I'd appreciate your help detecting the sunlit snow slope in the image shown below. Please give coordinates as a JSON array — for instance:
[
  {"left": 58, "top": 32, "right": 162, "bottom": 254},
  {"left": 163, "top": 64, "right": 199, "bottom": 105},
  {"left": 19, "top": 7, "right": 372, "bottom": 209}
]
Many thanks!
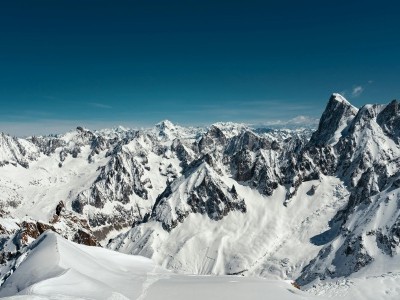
[
  {"left": 0, "top": 232, "right": 315, "bottom": 300},
  {"left": 1, "top": 232, "right": 399, "bottom": 300}
]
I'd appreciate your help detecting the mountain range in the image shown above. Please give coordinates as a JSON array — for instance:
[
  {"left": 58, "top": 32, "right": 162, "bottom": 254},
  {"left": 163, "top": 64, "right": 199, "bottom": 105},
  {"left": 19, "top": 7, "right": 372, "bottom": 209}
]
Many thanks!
[{"left": 1, "top": 94, "right": 400, "bottom": 298}]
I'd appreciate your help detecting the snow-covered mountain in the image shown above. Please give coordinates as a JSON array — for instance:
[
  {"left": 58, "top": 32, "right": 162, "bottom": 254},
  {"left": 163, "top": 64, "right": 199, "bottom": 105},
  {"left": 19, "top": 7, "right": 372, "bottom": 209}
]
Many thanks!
[{"left": 1, "top": 94, "right": 400, "bottom": 298}]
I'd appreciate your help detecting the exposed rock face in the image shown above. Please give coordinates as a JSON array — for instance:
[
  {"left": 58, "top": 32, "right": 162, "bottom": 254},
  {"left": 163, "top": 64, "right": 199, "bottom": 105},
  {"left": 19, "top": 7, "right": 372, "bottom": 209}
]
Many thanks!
[
  {"left": 73, "top": 229, "right": 98, "bottom": 246},
  {"left": 0, "top": 133, "right": 39, "bottom": 168},
  {"left": 376, "top": 99, "right": 400, "bottom": 144},
  {"left": 224, "top": 130, "right": 304, "bottom": 197},
  {"left": 297, "top": 234, "right": 374, "bottom": 285},
  {"left": 71, "top": 133, "right": 162, "bottom": 231},
  {"left": 73, "top": 151, "right": 149, "bottom": 211},
  {"left": 198, "top": 125, "right": 227, "bottom": 153},
  {"left": 171, "top": 139, "right": 196, "bottom": 170},
  {"left": 19, "top": 221, "right": 44, "bottom": 243},
  {"left": 151, "top": 160, "right": 246, "bottom": 231},
  {"left": 55, "top": 201, "right": 65, "bottom": 216},
  {"left": 309, "top": 93, "right": 358, "bottom": 147},
  {"left": 376, "top": 217, "right": 400, "bottom": 256}
]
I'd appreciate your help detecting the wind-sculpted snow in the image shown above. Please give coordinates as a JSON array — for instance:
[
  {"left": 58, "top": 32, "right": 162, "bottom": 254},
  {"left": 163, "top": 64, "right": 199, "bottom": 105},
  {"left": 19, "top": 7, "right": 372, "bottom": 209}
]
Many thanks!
[
  {"left": 0, "top": 231, "right": 331, "bottom": 300},
  {"left": 1, "top": 94, "right": 400, "bottom": 295},
  {"left": 1, "top": 232, "right": 399, "bottom": 299}
]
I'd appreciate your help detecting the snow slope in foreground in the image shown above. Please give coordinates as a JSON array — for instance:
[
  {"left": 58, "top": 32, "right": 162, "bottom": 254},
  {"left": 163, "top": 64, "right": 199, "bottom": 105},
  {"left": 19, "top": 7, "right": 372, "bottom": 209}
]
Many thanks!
[
  {"left": 0, "top": 232, "right": 313, "bottom": 300},
  {"left": 1, "top": 232, "right": 399, "bottom": 300}
]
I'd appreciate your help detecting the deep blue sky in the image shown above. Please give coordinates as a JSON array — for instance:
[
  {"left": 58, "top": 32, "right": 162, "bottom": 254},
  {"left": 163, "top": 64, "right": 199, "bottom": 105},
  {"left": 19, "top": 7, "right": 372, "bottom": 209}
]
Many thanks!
[{"left": 1, "top": 0, "right": 399, "bottom": 135}]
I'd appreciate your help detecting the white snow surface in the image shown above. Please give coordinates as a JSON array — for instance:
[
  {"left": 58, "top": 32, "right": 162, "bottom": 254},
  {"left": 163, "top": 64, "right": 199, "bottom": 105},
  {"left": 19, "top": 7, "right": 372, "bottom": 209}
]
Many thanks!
[
  {"left": 0, "top": 232, "right": 320, "bottom": 300},
  {"left": 331, "top": 93, "right": 353, "bottom": 106},
  {"left": 0, "top": 146, "right": 106, "bottom": 221},
  {"left": 109, "top": 175, "right": 350, "bottom": 279},
  {"left": 1, "top": 231, "right": 399, "bottom": 300}
]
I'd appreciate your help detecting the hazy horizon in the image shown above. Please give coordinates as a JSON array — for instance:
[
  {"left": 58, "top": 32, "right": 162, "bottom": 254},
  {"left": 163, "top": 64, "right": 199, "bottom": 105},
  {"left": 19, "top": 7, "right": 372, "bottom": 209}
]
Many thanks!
[{"left": 1, "top": 1, "right": 399, "bottom": 135}]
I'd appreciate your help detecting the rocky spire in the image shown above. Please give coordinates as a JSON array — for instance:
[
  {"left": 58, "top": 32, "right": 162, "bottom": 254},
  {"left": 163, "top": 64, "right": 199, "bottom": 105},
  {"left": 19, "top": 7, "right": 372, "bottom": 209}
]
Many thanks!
[{"left": 309, "top": 93, "right": 358, "bottom": 147}]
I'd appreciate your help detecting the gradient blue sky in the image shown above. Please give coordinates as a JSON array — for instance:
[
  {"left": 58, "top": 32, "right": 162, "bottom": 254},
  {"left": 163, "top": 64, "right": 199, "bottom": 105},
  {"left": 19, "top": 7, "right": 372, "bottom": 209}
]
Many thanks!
[{"left": 1, "top": 0, "right": 399, "bottom": 135}]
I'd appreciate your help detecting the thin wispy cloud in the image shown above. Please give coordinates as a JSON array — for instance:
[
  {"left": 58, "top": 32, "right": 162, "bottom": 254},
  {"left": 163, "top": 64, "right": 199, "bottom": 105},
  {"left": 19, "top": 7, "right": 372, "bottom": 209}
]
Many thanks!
[
  {"left": 0, "top": 97, "right": 321, "bottom": 136},
  {"left": 0, "top": 119, "right": 146, "bottom": 137},
  {"left": 255, "top": 115, "right": 319, "bottom": 127},
  {"left": 286, "top": 115, "right": 319, "bottom": 125},
  {"left": 351, "top": 86, "right": 364, "bottom": 97},
  {"left": 341, "top": 81, "right": 373, "bottom": 99},
  {"left": 192, "top": 100, "right": 317, "bottom": 114},
  {"left": 89, "top": 102, "right": 112, "bottom": 109}
]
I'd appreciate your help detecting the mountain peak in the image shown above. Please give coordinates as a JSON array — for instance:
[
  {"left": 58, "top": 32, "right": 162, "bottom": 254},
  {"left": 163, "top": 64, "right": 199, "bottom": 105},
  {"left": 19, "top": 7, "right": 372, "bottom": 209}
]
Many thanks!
[
  {"left": 150, "top": 159, "right": 246, "bottom": 231},
  {"left": 309, "top": 94, "right": 359, "bottom": 146},
  {"left": 328, "top": 93, "right": 358, "bottom": 114},
  {"left": 376, "top": 99, "right": 400, "bottom": 143},
  {"left": 154, "top": 120, "right": 179, "bottom": 141},
  {"left": 156, "top": 120, "right": 175, "bottom": 130},
  {"left": 331, "top": 93, "right": 351, "bottom": 105}
]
